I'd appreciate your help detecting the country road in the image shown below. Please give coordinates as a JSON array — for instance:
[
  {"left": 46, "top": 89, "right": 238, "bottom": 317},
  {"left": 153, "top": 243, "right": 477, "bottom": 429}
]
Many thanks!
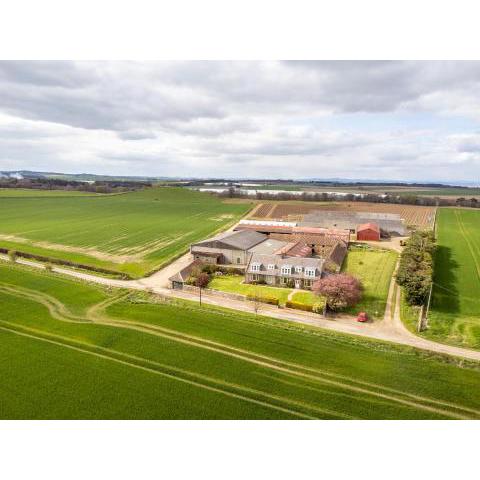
[{"left": 2, "top": 253, "right": 480, "bottom": 363}]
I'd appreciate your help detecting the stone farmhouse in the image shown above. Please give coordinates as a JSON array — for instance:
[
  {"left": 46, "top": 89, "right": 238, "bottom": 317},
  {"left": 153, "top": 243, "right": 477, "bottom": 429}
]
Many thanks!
[
  {"left": 172, "top": 225, "right": 349, "bottom": 291},
  {"left": 245, "top": 254, "right": 324, "bottom": 289}
]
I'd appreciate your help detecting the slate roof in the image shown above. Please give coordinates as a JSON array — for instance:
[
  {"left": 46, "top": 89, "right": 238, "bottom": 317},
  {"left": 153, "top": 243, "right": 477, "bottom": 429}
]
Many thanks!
[
  {"left": 248, "top": 238, "right": 289, "bottom": 255},
  {"left": 192, "top": 229, "right": 267, "bottom": 251},
  {"left": 169, "top": 259, "right": 203, "bottom": 283}
]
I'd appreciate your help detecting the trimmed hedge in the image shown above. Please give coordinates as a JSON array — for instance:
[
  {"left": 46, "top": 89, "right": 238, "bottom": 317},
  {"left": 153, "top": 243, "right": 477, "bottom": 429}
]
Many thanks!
[
  {"left": 0, "top": 247, "right": 131, "bottom": 280},
  {"left": 246, "top": 294, "right": 279, "bottom": 306},
  {"left": 285, "top": 300, "right": 314, "bottom": 312}
]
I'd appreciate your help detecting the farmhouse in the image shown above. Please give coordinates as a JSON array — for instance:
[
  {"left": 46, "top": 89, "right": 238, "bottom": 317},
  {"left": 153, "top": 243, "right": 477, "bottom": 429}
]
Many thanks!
[
  {"left": 246, "top": 253, "right": 324, "bottom": 289},
  {"left": 356, "top": 223, "right": 381, "bottom": 241},
  {"left": 191, "top": 229, "right": 267, "bottom": 265}
]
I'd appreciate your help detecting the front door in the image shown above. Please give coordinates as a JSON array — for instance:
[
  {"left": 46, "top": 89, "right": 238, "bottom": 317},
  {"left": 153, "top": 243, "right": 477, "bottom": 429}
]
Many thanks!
[{"left": 294, "top": 279, "right": 301, "bottom": 289}]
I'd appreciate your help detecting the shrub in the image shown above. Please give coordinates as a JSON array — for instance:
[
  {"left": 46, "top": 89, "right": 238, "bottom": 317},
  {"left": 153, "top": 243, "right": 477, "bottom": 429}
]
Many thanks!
[
  {"left": 7, "top": 249, "right": 17, "bottom": 262},
  {"left": 246, "top": 294, "right": 279, "bottom": 306},
  {"left": 312, "top": 303, "right": 325, "bottom": 314},
  {"left": 285, "top": 301, "right": 313, "bottom": 312},
  {"left": 44, "top": 262, "right": 53, "bottom": 272}
]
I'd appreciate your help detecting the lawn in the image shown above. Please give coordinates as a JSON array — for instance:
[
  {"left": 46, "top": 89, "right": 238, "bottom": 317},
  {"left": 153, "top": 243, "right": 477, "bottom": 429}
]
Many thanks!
[
  {"left": 341, "top": 246, "right": 397, "bottom": 319},
  {"left": 208, "top": 274, "right": 292, "bottom": 304},
  {"left": 423, "top": 208, "right": 480, "bottom": 350},
  {"left": 1, "top": 261, "right": 480, "bottom": 419},
  {"left": 0, "top": 187, "right": 251, "bottom": 277}
]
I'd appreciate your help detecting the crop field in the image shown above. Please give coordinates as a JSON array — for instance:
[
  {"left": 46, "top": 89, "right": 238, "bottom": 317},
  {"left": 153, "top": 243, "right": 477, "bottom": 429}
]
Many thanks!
[
  {"left": 0, "top": 187, "right": 250, "bottom": 277},
  {"left": 425, "top": 208, "right": 480, "bottom": 350},
  {"left": 1, "top": 261, "right": 480, "bottom": 419},
  {"left": 0, "top": 188, "right": 101, "bottom": 197},
  {"left": 342, "top": 246, "right": 398, "bottom": 319},
  {"left": 250, "top": 201, "right": 436, "bottom": 228}
]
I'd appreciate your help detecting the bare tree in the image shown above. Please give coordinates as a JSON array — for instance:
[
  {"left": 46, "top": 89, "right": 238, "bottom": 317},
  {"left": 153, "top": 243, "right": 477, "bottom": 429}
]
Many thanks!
[{"left": 195, "top": 272, "right": 210, "bottom": 306}]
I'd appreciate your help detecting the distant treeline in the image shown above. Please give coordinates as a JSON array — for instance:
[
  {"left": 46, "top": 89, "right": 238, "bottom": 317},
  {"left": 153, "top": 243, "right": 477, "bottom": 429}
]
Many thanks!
[
  {"left": 0, "top": 177, "right": 152, "bottom": 193},
  {"left": 217, "top": 188, "right": 480, "bottom": 208}
]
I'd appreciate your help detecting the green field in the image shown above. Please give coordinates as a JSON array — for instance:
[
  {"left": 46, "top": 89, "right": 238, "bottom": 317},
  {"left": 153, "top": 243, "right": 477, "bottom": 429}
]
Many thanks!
[
  {"left": 208, "top": 274, "right": 292, "bottom": 304},
  {"left": 423, "top": 208, "right": 480, "bottom": 349},
  {"left": 342, "top": 246, "right": 398, "bottom": 319},
  {"left": 1, "top": 261, "right": 480, "bottom": 419},
  {"left": 0, "top": 187, "right": 250, "bottom": 277},
  {"left": 0, "top": 188, "right": 101, "bottom": 197}
]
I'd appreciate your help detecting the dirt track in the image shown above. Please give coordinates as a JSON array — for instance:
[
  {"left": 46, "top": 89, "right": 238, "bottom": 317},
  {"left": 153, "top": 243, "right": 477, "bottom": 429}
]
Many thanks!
[{"left": 2, "top": 253, "right": 480, "bottom": 363}]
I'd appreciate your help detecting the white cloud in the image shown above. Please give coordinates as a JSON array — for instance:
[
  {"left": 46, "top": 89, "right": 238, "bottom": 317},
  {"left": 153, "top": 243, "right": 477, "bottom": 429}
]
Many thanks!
[{"left": 1, "top": 61, "right": 480, "bottom": 181}]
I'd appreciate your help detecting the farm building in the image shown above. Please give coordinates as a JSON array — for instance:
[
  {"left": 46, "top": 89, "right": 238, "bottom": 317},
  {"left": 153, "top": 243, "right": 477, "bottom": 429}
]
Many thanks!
[
  {"left": 191, "top": 229, "right": 267, "bottom": 265},
  {"left": 300, "top": 211, "right": 406, "bottom": 236},
  {"left": 169, "top": 260, "right": 203, "bottom": 289},
  {"left": 245, "top": 253, "right": 324, "bottom": 290},
  {"left": 356, "top": 223, "right": 381, "bottom": 241},
  {"left": 233, "top": 223, "right": 351, "bottom": 244}
]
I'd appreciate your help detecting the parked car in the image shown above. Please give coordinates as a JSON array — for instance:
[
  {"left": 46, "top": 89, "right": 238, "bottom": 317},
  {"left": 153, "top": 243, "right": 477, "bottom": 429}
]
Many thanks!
[{"left": 357, "top": 312, "right": 368, "bottom": 322}]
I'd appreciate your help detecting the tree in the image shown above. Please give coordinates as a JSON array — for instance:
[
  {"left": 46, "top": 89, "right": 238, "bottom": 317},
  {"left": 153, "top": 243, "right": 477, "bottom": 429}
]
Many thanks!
[
  {"left": 312, "top": 274, "right": 363, "bottom": 312},
  {"left": 194, "top": 272, "right": 210, "bottom": 306}
]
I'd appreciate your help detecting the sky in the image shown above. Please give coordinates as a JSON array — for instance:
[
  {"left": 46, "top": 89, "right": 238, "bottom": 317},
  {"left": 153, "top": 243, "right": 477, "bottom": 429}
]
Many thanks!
[{"left": 1, "top": 60, "right": 480, "bottom": 182}]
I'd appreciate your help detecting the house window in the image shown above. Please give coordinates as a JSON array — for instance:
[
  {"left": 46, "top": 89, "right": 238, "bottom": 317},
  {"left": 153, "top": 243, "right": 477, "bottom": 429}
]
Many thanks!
[
  {"left": 295, "top": 266, "right": 303, "bottom": 274},
  {"left": 304, "top": 279, "right": 312, "bottom": 287},
  {"left": 252, "top": 274, "right": 259, "bottom": 281},
  {"left": 237, "top": 257, "right": 241, "bottom": 264},
  {"left": 251, "top": 263, "right": 261, "bottom": 272},
  {"left": 267, "top": 264, "right": 275, "bottom": 270},
  {"left": 305, "top": 268, "right": 316, "bottom": 278},
  {"left": 281, "top": 277, "right": 289, "bottom": 284},
  {"left": 281, "top": 266, "right": 291, "bottom": 275}
]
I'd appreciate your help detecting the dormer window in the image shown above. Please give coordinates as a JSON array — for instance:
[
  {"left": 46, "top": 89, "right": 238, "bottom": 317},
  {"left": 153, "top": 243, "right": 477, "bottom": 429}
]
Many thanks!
[
  {"left": 281, "top": 265, "right": 291, "bottom": 275},
  {"left": 295, "top": 266, "right": 303, "bottom": 274},
  {"left": 267, "top": 264, "right": 275, "bottom": 270},
  {"left": 251, "top": 262, "right": 261, "bottom": 272},
  {"left": 305, "top": 267, "right": 316, "bottom": 278}
]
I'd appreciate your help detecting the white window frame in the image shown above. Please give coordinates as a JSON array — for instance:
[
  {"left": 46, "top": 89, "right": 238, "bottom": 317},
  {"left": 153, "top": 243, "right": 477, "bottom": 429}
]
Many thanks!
[
  {"left": 251, "top": 274, "right": 259, "bottom": 281},
  {"left": 305, "top": 268, "right": 316, "bottom": 278},
  {"left": 267, "top": 264, "right": 275, "bottom": 271},
  {"left": 281, "top": 266, "right": 291, "bottom": 275},
  {"left": 295, "top": 266, "right": 303, "bottom": 274},
  {"left": 251, "top": 263, "right": 261, "bottom": 272}
]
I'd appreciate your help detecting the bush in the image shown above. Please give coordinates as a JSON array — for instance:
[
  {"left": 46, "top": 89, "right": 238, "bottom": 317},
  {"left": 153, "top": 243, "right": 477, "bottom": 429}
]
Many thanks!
[
  {"left": 201, "top": 264, "right": 219, "bottom": 274},
  {"left": 285, "top": 301, "right": 313, "bottom": 312},
  {"left": 246, "top": 294, "right": 279, "bottom": 306},
  {"left": 44, "top": 262, "right": 53, "bottom": 272},
  {"left": 312, "top": 303, "right": 325, "bottom": 314},
  {"left": 396, "top": 230, "right": 435, "bottom": 306},
  {"left": 7, "top": 249, "right": 17, "bottom": 262}
]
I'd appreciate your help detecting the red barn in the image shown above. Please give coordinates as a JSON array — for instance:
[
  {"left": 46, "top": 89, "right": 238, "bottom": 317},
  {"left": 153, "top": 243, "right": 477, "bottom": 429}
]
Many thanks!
[{"left": 356, "top": 223, "right": 380, "bottom": 241}]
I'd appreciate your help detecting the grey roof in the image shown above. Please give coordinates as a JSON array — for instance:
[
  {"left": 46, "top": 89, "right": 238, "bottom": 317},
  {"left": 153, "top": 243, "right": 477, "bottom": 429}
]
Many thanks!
[
  {"left": 192, "top": 229, "right": 267, "bottom": 251},
  {"left": 247, "top": 253, "right": 324, "bottom": 278},
  {"left": 169, "top": 260, "right": 203, "bottom": 283},
  {"left": 301, "top": 210, "right": 406, "bottom": 235},
  {"left": 248, "top": 238, "right": 289, "bottom": 255}
]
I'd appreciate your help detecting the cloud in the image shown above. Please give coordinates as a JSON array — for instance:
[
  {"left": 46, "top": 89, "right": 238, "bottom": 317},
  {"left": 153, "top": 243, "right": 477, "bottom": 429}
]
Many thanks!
[{"left": 1, "top": 61, "right": 480, "bottom": 181}]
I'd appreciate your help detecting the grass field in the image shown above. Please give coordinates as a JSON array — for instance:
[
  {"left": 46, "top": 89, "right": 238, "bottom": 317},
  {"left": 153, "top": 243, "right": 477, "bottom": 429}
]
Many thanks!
[
  {"left": 0, "top": 188, "right": 101, "bottom": 197},
  {"left": 208, "top": 274, "right": 292, "bottom": 304},
  {"left": 342, "top": 246, "right": 397, "bottom": 319},
  {"left": 1, "top": 261, "right": 480, "bottom": 419},
  {"left": 423, "top": 208, "right": 480, "bottom": 350},
  {"left": 0, "top": 187, "right": 251, "bottom": 277}
]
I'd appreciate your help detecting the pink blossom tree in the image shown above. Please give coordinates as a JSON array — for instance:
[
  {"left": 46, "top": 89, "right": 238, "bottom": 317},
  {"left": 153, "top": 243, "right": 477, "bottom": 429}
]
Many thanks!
[{"left": 312, "top": 274, "right": 363, "bottom": 311}]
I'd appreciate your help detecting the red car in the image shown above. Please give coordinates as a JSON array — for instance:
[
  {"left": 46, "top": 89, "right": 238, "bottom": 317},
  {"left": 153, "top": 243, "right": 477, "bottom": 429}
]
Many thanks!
[{"left": 357, "top": 312, "right": 368, "bottom": 322}]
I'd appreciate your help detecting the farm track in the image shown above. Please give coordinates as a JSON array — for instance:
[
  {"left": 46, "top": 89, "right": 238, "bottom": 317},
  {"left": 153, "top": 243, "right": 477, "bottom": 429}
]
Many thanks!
[
  {"left": 1, "top": 283, "right": 477, "bottom": 419},
  {"left": 454, "top": 210, "right": 480, "bottom": 282}
]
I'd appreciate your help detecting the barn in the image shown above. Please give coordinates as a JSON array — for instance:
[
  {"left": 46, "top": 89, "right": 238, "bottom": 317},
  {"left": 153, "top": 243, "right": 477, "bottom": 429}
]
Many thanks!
[{"left": 356, "top": 223, "right": 380, "bottom": 241}]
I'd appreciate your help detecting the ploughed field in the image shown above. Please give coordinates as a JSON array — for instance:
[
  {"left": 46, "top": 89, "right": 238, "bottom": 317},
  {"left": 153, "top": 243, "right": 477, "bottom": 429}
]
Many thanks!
[
  {"left": 250, "top": 201, "right": 435, "bottom": 228},
  {"left": 427, "top": 208, "right": 480, "bottom": 350},
  {"left": 1, "top": 261, "right": 480, "bottom": 420},
  {"left": 0, "top": 187, "right": 250, "bottom": 277}
]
